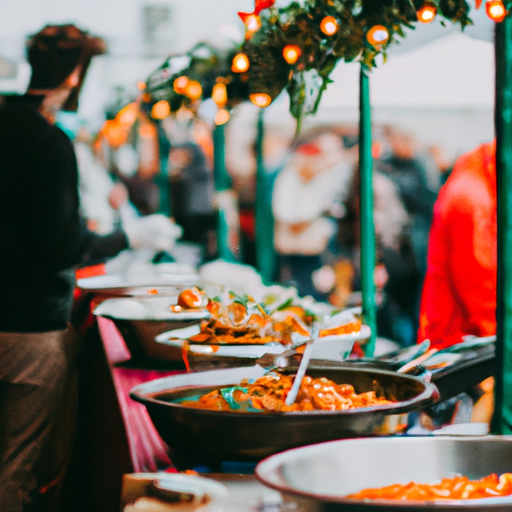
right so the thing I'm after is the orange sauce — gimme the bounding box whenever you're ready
[347,473,512,501]
[179,373,392,413]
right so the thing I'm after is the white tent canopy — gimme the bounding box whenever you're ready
[320,31,494,110]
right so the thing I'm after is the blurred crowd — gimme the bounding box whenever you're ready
[67,109,457,349]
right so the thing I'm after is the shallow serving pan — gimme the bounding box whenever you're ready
[129,365,439,469]
[255,436,512,511]
[155,325,372,372]
[93,297,210,362]
[77,272,201,296]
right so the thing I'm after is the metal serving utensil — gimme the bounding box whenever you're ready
[285,326,319,406]
[253,342,308,371]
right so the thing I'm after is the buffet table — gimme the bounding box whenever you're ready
[78,308,296,512]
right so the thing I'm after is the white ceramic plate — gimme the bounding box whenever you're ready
[93,297,211,321]
[77,273,201,296]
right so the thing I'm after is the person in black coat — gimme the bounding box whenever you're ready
[0,24,179,512]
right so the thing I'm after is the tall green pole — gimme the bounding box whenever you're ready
[213,122,236,262]
[359,65,377,357]
[254,109,276,282]
[156,121,171,217]
[492,19,512,434]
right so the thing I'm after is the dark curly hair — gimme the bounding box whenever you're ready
[26,24,106,110]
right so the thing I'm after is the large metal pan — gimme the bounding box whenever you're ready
[255,436,512,511]
[129,365,439,469]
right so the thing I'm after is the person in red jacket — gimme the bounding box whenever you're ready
[418,141,496,350]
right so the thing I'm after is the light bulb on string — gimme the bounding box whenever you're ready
[283,45,301,64]
[151,100,170,120]
[417,3,437,23]
[117,102,138,126]
[245,13,261,32]
[184,80,203,100]
[212,83,228,107]
[173,76,189,94]
[231,53,250,73]
[249,93,272,108]
[320,16,339,36]
[215,109,231,125]
[367,25,389,47]
[137,81,146,90]
[486,0,507,21]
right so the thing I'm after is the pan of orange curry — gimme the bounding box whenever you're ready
[255,436,512,511]
[129,364,439,469]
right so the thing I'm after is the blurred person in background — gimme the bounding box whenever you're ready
[0,24,180,512]
[324,165,421,347]
[272,127,354,300]
[378,126,438,288]
[418,141,496,349]
[168,141,217,261]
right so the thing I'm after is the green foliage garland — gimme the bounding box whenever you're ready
[241,0,474,122]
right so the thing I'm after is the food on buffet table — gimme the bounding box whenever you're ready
[172,287,363,346]
[175,286,207,309]
[176,372,392,412]
[346,473,512,501]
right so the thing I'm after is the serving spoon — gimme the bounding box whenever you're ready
[285,326,319,406]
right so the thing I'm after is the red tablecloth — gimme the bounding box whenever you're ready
[96,316,182,473]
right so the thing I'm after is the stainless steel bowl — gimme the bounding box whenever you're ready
[255,436,512,511]
[129,365,439,469]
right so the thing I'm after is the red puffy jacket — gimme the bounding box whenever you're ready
[418,142,496,349]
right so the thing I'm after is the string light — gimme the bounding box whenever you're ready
[231,53,250,73]
[151,100,170,119]
[283,45,302,64]
[366,25,389,47]
[173,76,189,94]
[486,0,507,21]
[249,93,272,108]
[215,109,231,125]
[417,3,437,23]
[212,83,228,107]
[320,16,339,36]
[116,102,138,126]
[137,81,146,90]
[244,13,262,32]
[184,80,203,100]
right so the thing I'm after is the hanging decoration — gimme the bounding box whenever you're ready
[143,41,251,124]
[237,0,480,125]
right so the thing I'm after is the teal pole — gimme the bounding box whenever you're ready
[492,19,512,434]
[359,65,377,357]
[155,121,171,216]
[213,122,236,261]
[254,109,276,282]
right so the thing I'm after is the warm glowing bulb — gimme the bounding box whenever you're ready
[249,93,272,108]
[117,103,138,126]
[173,76,189,94]
[486,0,507,21]
[245,14,261,32]
[367,25,389,46]
[185,80,203,100]
[231,53,250,73]
[151,100,170,119]
[320,16,338,36]
[417,4,437,23]
[137,81,146,90]
[283,45,302,64]
[212,83,228,107]
[215,109,231,125]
